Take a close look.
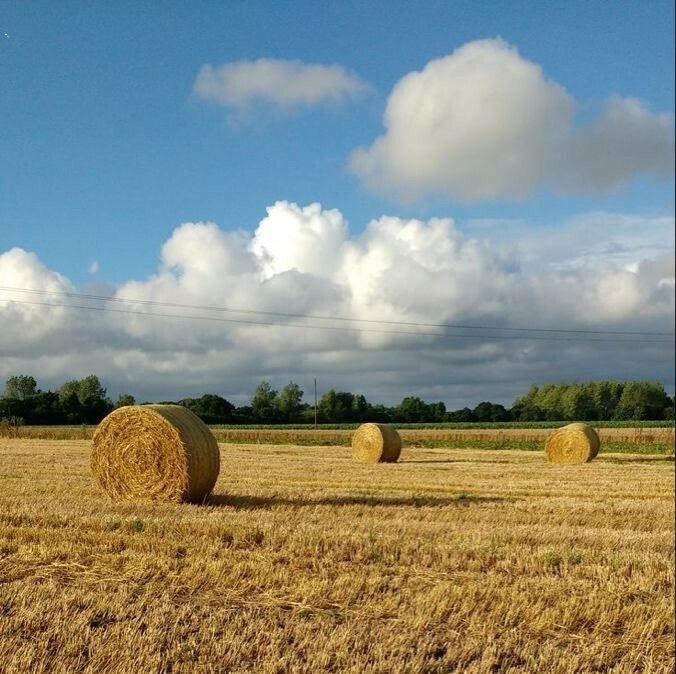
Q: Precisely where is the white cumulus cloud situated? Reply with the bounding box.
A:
[193,58,369,112]
[558,96,676,192]
[0,204,673,406]
[0,248,74,344]
[350,38,675,202]
[250,201,348,279]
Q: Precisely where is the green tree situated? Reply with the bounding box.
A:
[473,401,509,422]
[27,391,61,424]
[395,397,430,423]
[251,381,278,422]
[351,394,370,422]
[180,394,235,423]
[427,401,447,422]
[78,375,107,404]
[537,384,566,420]
[516,385,539,408]
[511,385,546,421]
[318,390,356,423]
[114,394,136,409]
[613,381,669,420]
[5,375,37,400]
[368,404,393,423]
[510,400,544,421]
[276,382,304,421]
[58,380,81,404]
[593,381,624,420]
[448,407,475,422]
[561,384,596,421]
[58,375,111,423]
[664,395,675,420]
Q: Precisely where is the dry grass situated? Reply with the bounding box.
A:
[0,438,673,673]
[10,424,675,448]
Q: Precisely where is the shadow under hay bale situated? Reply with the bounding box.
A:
[351,423,402,463]
[91,405,220,503]
[545,422,600,464]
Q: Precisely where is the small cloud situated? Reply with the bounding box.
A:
[193,58,369,113]
[88,260,99,275]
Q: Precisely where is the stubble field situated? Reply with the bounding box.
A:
[0,438,673,673]
[7,424,675,453]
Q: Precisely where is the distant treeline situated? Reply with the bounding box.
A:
[1,375,674,426]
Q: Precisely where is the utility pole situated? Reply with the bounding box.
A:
[314,378,318,429]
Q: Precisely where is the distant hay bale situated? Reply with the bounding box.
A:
[91,405,220,502]
[352,423,401,463]
[545,422,600,464]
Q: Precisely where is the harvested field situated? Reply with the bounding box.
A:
[0,438,673,673]
[6,424,676,452]
[208,426,674,452]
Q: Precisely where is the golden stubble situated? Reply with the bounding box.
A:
[0,439,673,673]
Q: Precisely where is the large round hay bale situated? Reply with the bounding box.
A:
[544,422,600,464]
[352,423,401,463]
[91,405,220,502]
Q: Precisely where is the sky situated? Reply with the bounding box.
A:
[0,1,674,407]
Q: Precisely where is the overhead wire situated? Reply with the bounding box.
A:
[1,294,672,345]
[0,285,673,338]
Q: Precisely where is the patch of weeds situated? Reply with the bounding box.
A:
[129,517,144,533]
[542,550,562,570]
[567,549,583,565]
[105,517,122,532]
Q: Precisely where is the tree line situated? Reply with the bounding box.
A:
[1,374,673,426]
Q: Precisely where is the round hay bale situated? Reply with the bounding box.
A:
[91,404,220,502]
[351,423,401,463]
[544,422,600,464]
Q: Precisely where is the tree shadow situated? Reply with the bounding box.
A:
[204,493,513,510]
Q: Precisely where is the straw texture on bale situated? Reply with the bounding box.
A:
[91,405,220,502]
[544,422,600,464]
[352,423,402,463]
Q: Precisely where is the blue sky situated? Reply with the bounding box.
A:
[0,1,674,404]
[1,1,674,284]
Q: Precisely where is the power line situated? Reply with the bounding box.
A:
[1,296,672,345]
[0,285,673,337]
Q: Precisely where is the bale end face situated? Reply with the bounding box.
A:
[91,404,220,503]
[351,423,401,463]
[545,422,600,464]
